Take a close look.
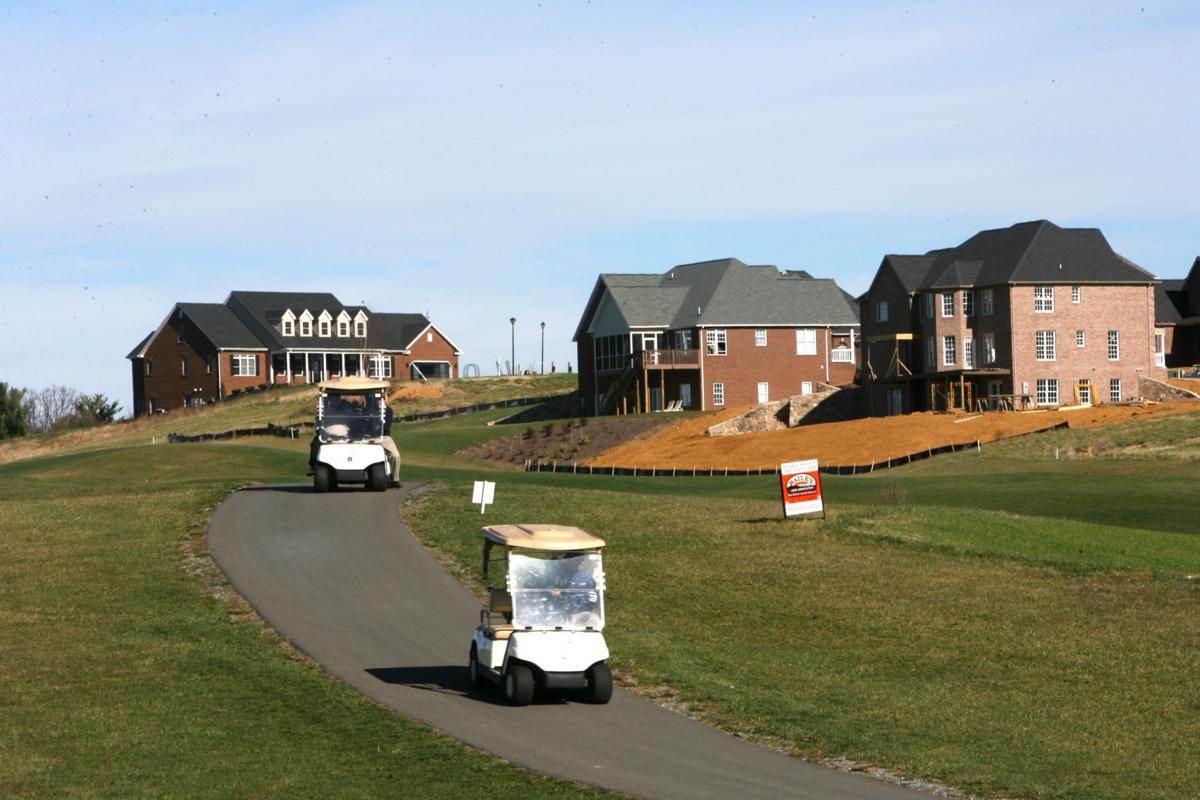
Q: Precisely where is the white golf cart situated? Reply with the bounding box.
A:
[469,524,613,706]
[312,377,393,493]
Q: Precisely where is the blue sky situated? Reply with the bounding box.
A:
[1,1,1197,413]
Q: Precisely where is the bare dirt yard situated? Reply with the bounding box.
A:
[589,402,1200,470]
[458,416,672,469]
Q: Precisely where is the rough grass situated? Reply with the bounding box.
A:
[0,444,613,799]
[0,374,576,466]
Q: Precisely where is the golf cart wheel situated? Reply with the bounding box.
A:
[468,645,485,688]
[503,664,534,706]
[585,663,613,704]
[368,463,387,492]
[313,464,332,493]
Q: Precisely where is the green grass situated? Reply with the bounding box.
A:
[0,444,614,799]
[396,403,1200,800]
[405,480,1200,800]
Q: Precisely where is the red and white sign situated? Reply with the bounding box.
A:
[780,459,824,518]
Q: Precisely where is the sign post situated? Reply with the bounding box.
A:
[779,459,824,519]
[472,480,496,514]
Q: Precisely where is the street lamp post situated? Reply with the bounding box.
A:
[540,321,546,374]
[509,317,516,376]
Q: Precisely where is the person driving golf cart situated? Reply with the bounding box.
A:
[307,377,401,491]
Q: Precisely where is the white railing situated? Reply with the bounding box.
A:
[831,347,854,363]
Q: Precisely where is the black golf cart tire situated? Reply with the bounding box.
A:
[504,664,534,706]
[585,662,613,704]
[368,463,387,492]
[313,464,331,493]
[468,644,486,688]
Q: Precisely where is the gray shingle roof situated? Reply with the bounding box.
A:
[890,220,1156,293]
[1155,279,1188,325]
[577,258,859,340]
[178,303,265,349]
[367,313,433,351]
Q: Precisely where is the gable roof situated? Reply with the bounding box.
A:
[126,331,153,360]
[883,220,1156,294]
[574,258,859,341]
[367,313,436,352]
[178,302,265,349]
[1155,279,1189,325]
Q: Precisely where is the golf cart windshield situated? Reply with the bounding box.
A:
[319,391,385,442]
[508,552,605,631]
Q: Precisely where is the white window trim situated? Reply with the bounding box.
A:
[706,329,727,356]
[754,328,767,347]
[1036,330,1056,361]
[1076,330,1085,348]
[795,328,817,356]
[963,291,974,317]
[964,338,975,369]
[712,382,725,406]
[1036,378,1059,406]
[941,292,954,318]
[1107,330,1120,361]
[231,354,259,377]
[1034,286,1055,313]
[1109,378,1121,403]
[367,354,393,379]
[943,335,956,366]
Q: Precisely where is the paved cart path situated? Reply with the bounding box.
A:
[208,485,931,800]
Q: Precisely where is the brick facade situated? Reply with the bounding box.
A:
[700,326,856,409]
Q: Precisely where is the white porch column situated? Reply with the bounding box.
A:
[304,352,311,383]
[285,351,292,384]
[340,353,346,376]
[323,352,329,381]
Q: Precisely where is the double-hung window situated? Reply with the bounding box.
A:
[941,292,954,318]
[795,328,817,355]
[712,382,725,406]
[1072,286,1081,303]
[927,337,937,370]
[943,335,956,366]
[231,354,258,377]
[964,338,975,369]
[755,328,767,347]
[367,355,393,379]
[706,329,727,356]
[1076,330,1085,348]
[981,288,994,316]
[983,333,996,364]
[319,320,330,337]
[1035,330,1056,361]
[963,291,974,317]
[301,320,312,336]
[1109,378,1121,403]
[1036,378,1059,406]
[282,320,294,336]
[338,321,349,337]
[1034,287,1054,312]
[875,301,888,323]
[1107,330,1120,360]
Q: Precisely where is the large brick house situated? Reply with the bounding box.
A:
[573,258,861,416]
[127,291,460,416]
[1154,257,1200,368]
[861,220,1163,416]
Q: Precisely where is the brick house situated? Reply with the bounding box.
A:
[861,220,1163,416]
[1154,257,1200,369]
[573,258,861,416]
[127,291,460,416]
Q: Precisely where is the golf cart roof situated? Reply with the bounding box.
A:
[481,524,605,551]
[318,377,389,392]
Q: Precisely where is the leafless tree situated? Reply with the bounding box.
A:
[26,385,81,433]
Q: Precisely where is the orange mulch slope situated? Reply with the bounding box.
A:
[588,403,1200,470]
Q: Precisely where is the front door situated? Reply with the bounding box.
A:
[1078,379,1092,405]
[649,387,663,412]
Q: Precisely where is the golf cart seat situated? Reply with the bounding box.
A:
[482,588,514,639]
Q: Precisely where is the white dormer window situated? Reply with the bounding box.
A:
[281,309,296,336]
[337,310,351,337]
[318,310,332,337]
[319,320,330,336]
[299,309,313,336]
[354,310,368,337]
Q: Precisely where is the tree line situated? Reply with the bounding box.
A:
[0,383,122,439]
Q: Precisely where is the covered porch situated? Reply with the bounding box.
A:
[271,350,396,384]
